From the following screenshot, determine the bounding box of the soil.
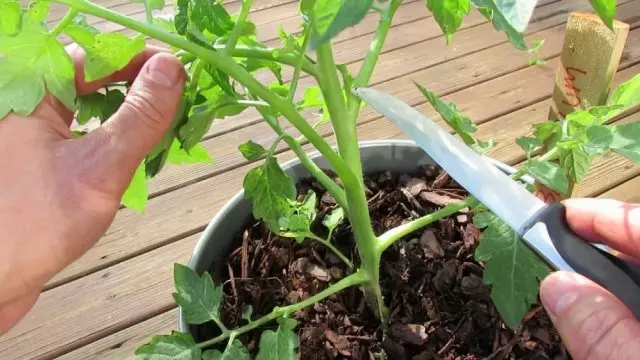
[192,165,569,360]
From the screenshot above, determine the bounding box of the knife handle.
[536,202,640,320]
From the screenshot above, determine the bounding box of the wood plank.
[56,310,177,360]
[27,79,640,360]
[200,0,633,140]
[0,233,202,360]
[599,176,640,202]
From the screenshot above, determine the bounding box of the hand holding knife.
[355,87,640,319]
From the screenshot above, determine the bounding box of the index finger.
[564,198,640,259]
[67,43,172,95]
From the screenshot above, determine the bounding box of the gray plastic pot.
[179,139,519,335]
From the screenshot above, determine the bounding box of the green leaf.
[27,0,50,23]
[132,0,165,10]
[470,0,529,50]
[81,33,145,82]
[135,331,201,360]
[239,140,266,161]
[323,207,344,231]
[202,340,250,360]
[103,88,126,121]
[525,160,569,194]
[533,121,561,147]
[244,155,297,232]
[298,86,325,109]
[75,93,105,125]
[167,139,213,164]
[607,73,640,109]
[0,0,22,36]
[558,143,590,183]
[241,305,253,322]
[255,317,300,360]
[427,0,471,42]
[190,0,234,36]
[0,18,76,118]
[516,136,542,159]
[585,124,613,153]
[415,82,477,145]
[278,190,318,242]
[64,14,100,47]
[610,122,640,164]
[310,0,374,49]
[474,211,549,328]
[122,162,148,212]
[172,263,224,325]
[589,0,615,28]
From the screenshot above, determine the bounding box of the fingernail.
[563,198,622,212]
[146,54,183,88]
[540,272,587,317]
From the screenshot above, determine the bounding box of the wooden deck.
[3,0,640,358]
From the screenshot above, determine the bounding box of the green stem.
[377,197,479,254]
[143,0,153,24]
[55,0,354,185]
[50,9,78,37]
[309,234,353,269]
[226,0,254,55]
[253,105,349,211]
[197,270,369,348]
[212,317,229,334]
[188,59,205,101]
[289,24,313,101]
[347,0,402,121]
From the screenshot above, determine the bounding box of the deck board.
[2,0,640,358]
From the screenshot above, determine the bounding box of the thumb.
[80,53,185,195]
[540,271,640,360]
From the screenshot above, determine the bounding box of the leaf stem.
[308,233,353,269]
[143,0,153,24]
[377,197,479,254]
[197,270,369,348]
[54,0,354,186]
[226,0,254,55]
[50,9,78,37]
[288,24,313,101]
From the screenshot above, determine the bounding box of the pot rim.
[179,139,532,332]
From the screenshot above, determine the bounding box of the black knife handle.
[535,202,640,320]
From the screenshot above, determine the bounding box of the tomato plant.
[2,0,637,358]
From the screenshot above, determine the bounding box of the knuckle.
[122,86,169,133]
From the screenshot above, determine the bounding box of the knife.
[354,87,640,319]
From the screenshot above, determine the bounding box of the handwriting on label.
[559,66,588,117]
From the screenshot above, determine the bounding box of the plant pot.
[179,139,524,337]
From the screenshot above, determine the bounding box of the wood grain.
[599,176,640,202]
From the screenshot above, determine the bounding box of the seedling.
[2,0,638,358]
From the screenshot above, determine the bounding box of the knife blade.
[354,86,640,319]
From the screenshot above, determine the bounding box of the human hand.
[0,45,185,334]
[540,198,640,360]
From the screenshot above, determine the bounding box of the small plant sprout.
[2,0,638,358]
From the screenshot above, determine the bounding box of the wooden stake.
[549,12,630,120]
[536,12,630,202]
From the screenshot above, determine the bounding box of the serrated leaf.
[167,139,213,164]
[255,317,300,360]
[310,0,374,49]
[0,18,76,118]
[516,136,542,159]
[122,162,148,212]
[190,0,234,36]
[585,124,613,153]
[172,263,224,325]
[415,82,477,145]
[82,33,145,82]
[589,0,615,28]
[202,340,250,360]
[533,121,561,148]
[239,140,266,161]
[75,93,105,125]
[323,207,344,231]
[471,0,529,50]
[28,0,49,23]
[243,156,297,231]
[64,14,100,47]
[135,331,201,360]
[559,143,590,183]
[103,88,126,121]
[474,212,549,328]
[0,0,22,36]
[525,160,569,194]
[610,122,640,164]
[427,0,470,42]
[607,73,640,109]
